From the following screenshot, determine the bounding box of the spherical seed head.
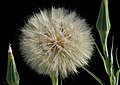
[20,7,93,78]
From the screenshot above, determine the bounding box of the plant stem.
[50,74,58,85]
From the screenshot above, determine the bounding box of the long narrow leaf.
[110,37,114,66]
[115,48,119,68]
[110,37,114,81]
[82,66,105,85]
[116,68,120,85]
[115,48,120,85]
[92,37,110,75]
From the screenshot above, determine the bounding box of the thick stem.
[50,74,58,85]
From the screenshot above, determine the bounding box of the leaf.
[6,45,20,85]
[92,37,110,76]
[110,74,116,85]
[110,37,114,66]
[115,68,120,85]
[109,37,114,78]
[96,0,111,56]
[82,66,105,85]
[115,48,119,68]
[115,48,120,85]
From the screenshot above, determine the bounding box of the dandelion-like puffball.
[20,7,93,78]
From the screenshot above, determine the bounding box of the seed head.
[20,7,93,78]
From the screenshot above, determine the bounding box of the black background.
[0,0,120,85]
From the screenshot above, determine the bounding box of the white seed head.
[19,7,93,78]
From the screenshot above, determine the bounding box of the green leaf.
[6,45,20,85]
[115,48,120,85]
[82,66,105,85]
[110,74,116,85]
[115,68,120,85]
[104,57,111,76]
[110,37,115,85]
[92,37,110,76]
[96,0,111,57]
[115,48,119,68]
[110,37,114,67]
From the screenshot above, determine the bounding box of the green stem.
[104,30,109,58]
[50,74,58,85]
[91,36,110,77]
[116,49,120,85]
[116,48,119,68]
[116,68,120,85]
[60,76,62,85]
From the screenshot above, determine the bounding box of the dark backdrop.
[0,0,119,85]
